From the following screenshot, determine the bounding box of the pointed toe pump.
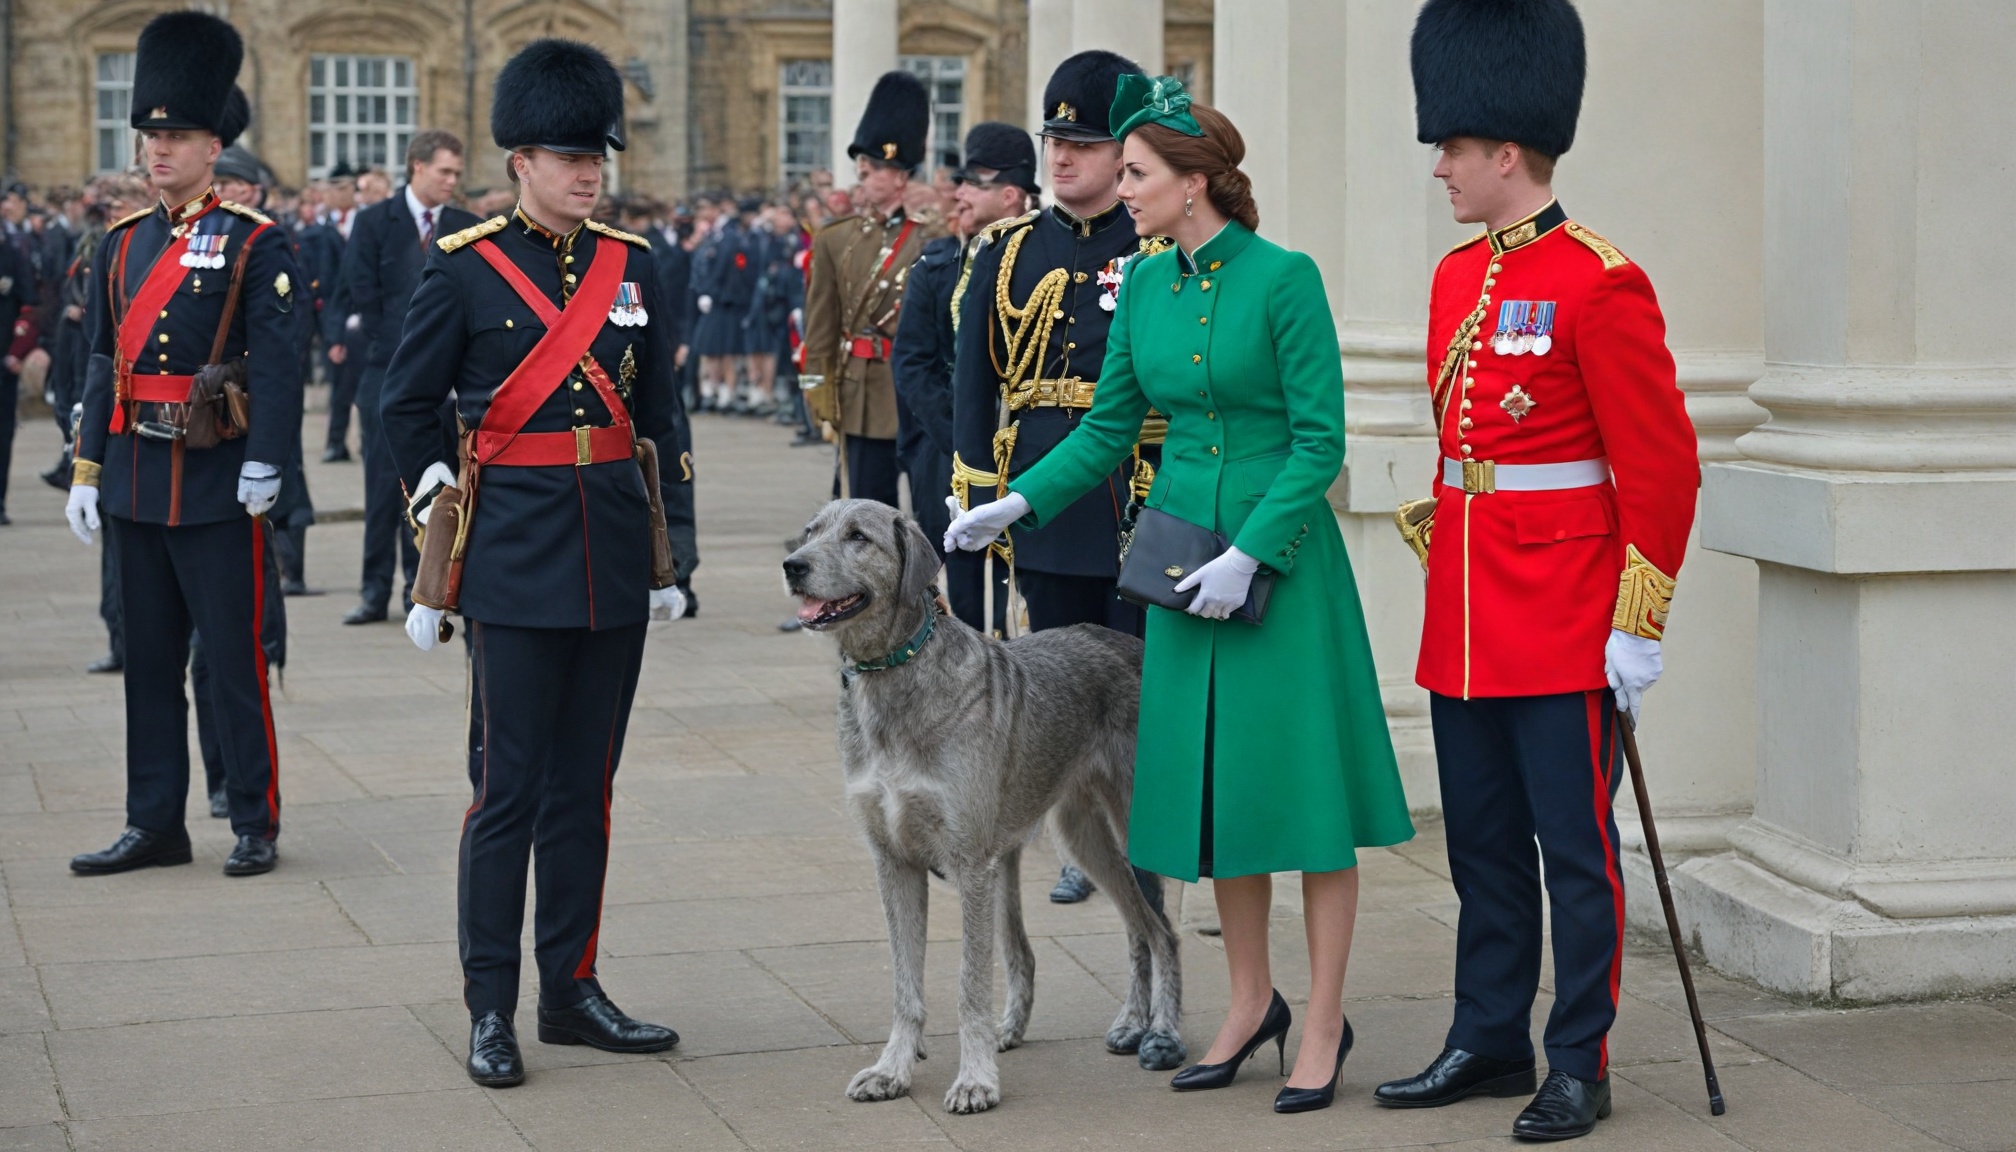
[1273,1016,1355,1114]
[1171,989,1292,1091]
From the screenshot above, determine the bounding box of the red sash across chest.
[467,236,632,467]
[106,213,272,433]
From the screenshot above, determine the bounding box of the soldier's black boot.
[1374,1047,1537,1108]
[70,827,193,875]
[222,834,278,876]
[1511,1071,1611,1142]
[467,1012,525,1087]
[537,994,678,1053]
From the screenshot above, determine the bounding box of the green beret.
[1110,74,1205,142]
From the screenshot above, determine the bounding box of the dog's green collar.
[845,608,938,681]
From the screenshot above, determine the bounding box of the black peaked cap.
[1412,0,1585,157]
[130,12,244,139]
[848,71,930,169]
[214,144,267,187]
[1040,50,1144,142]
[959,121,1039,193]
[492,38,626,154]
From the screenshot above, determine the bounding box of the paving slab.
[488,1062,744,1151]
[66,1089,527,1151]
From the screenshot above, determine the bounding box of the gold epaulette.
[437,215,508,253]
[1565,221,1629,270]
[586,219,651,249]
[949,452,1000,512]
[974,210,1039,250]
[1612,544,1676,639]
[1446,231,1488,256]
[218,200,273,226]
[108,206,152,233]
[1137,235,1174,256]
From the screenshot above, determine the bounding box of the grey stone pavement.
[1,405,2012,1150]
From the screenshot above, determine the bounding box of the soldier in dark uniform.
[690,195,753,411]
[802,71,941,506]
[64,11,303,879]
[378,39,688,1088]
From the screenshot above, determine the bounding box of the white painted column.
[830,0,900,184]
[1071,0,1163,76]
[1678,0,2016,1001]
[1027,0,1075,131]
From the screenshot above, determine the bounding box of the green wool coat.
[1011,222,1414,880]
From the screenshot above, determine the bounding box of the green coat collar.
[1176,220,1256,277]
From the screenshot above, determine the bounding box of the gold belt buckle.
[1461,459,1495,494]
[575,425,592,466]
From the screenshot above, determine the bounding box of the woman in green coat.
[945,78,1413,1113]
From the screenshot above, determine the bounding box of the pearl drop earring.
[1184,197,1193,217]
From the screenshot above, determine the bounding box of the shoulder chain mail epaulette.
[436,215,510,253]
[585,219,652,249]
[218,200,273,226]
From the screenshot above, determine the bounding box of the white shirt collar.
[403,184,440,234]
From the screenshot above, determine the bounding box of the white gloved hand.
[408,460,457,525]
[1172,546,1261,621]
[237,461,281,517]
[943,492,1030,553]
[405,604,446,651]
[1604,628,1664,727]
[649,585,688,621]
[696,294,713,314]
[66,484,101,546]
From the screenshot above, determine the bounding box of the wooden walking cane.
[1617,712,1727,1117]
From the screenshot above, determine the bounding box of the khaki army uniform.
[801,208,940,441]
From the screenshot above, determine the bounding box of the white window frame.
[308,54,417,179]
[94,52,136,175]
[900,55,966,177]
[778,58,833,186]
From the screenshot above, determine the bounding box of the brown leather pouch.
[411,481,469,610]
[634,437,679,588]
[180,359,249,450]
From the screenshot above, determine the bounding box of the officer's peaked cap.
[214,144,269,187]
[1041,50,1144,142]
[959,122,1039,194]
[1412,0,1585,158]
[492,38,626,155]
[847,71,930,169]
[130,12,245,144]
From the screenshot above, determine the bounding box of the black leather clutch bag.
[1116,506,1274,624]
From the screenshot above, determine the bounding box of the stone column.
[1678,0,2016,1001]
[1071,0,1163,76]
[1027,0,1074,131]
[830,0,900,184]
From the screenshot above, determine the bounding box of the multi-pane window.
[779,59,832,185]
[308,55,416,178]
[900,56,966,176]
[94,52,136,175]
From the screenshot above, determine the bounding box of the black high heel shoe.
[1273,1016,1355,1114]
[1171,989,1291,1091]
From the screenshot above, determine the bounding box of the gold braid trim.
[1612,544,1677,640]
[71,459,102,487]
[992,225,1070,399]
[1395,497,1436,571]
[950,452,999,512]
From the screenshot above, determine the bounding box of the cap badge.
[1500,383,1538,424]
[882,142,898,160]
[1056,102,1077,122]
[149,106,168,120]
[1492,300,1555,357]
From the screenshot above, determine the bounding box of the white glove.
[408,461,457,525]
[650,585,688,621]
[1173,546,1261,621]
[697,294,713,314]
[237,461,281,517]
[943,493,1030,553]
[405,604,446,651]
[66,484,101,546]
[1604,628,1663,727]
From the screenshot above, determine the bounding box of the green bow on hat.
[1111,74,1205,141]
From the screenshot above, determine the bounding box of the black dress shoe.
[342,603,388,625]
[222,834,277,876]
[1374,1047,1537,1109]
[85,654,122,674]
[1171,989,1291,1091]
[468,1012,525,1087]
[322,446,352,463]
[1512,1071,1611,1142]
[1274,1016,1355,1114]
[536,994,678,1053]
[40,466,69,490]
[209,790,229,819]
[70,827,193,875]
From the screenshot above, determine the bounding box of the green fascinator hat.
[1110,74,1204,141]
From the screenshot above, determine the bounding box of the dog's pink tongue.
[796,597,828,623]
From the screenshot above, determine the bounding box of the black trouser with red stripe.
[1431,689,1624,1084]
[460,620,646,1018]
[109,515,281,841]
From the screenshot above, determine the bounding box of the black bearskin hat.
[130,12,244,139]
[1040,50,1144,143]
[1412,0,1585,158]
[958,121,1040,194]
[215,88,251,150]
[492,39,626,155]
[847,71,930,169]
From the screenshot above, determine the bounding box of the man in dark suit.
[336,130,475,625]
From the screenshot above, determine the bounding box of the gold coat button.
[574,408,585,418]
[564,255,574,264]
[1206,411,1216,420]
[158,310,168,319]
[1460,443,1474,456]
[1199,316,1208,325]
[157,333,169,343]
[572,381,583,391]
[1192,354,1202,363]
[158,353,168,363]
[1052,309,1064,320]
[1472,340,1483,351]
[565,274,577,283]
[1209,261,1222,271]
[1201,280,1212,291]
[1462,399,1473,410]
[1209,446,1219,455]
[1460,418,1474,430]
[1490,263,1502,273]
[505,319,514,328]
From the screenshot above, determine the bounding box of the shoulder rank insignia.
[108,206,153,233]
[218,199,273,225]
[1447,231,1488,256]
[585,219,652,250]
[437,215,509,253]
[1564,221,1629,270]
[975,210,1039,250]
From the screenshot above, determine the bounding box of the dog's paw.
[1104,1023,1146,1054]
[846,1066,912,1102]
[944,1075,1002,1114]
[1136,1029,1188,1071]
[996,1013,1027,1051]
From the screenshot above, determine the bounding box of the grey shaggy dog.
[783,499,1185,1114]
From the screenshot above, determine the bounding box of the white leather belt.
[1442,456,1609,495]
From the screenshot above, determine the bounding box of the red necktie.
[420,208,434,249]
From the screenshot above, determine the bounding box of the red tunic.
[1416,202,1699,699]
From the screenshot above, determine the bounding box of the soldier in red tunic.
[1372,0,1698,1141]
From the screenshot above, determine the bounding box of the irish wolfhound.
[782,499,1185,1114]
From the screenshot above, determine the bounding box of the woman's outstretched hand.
[943,493,1030,553]
[1174,546,1260,620]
